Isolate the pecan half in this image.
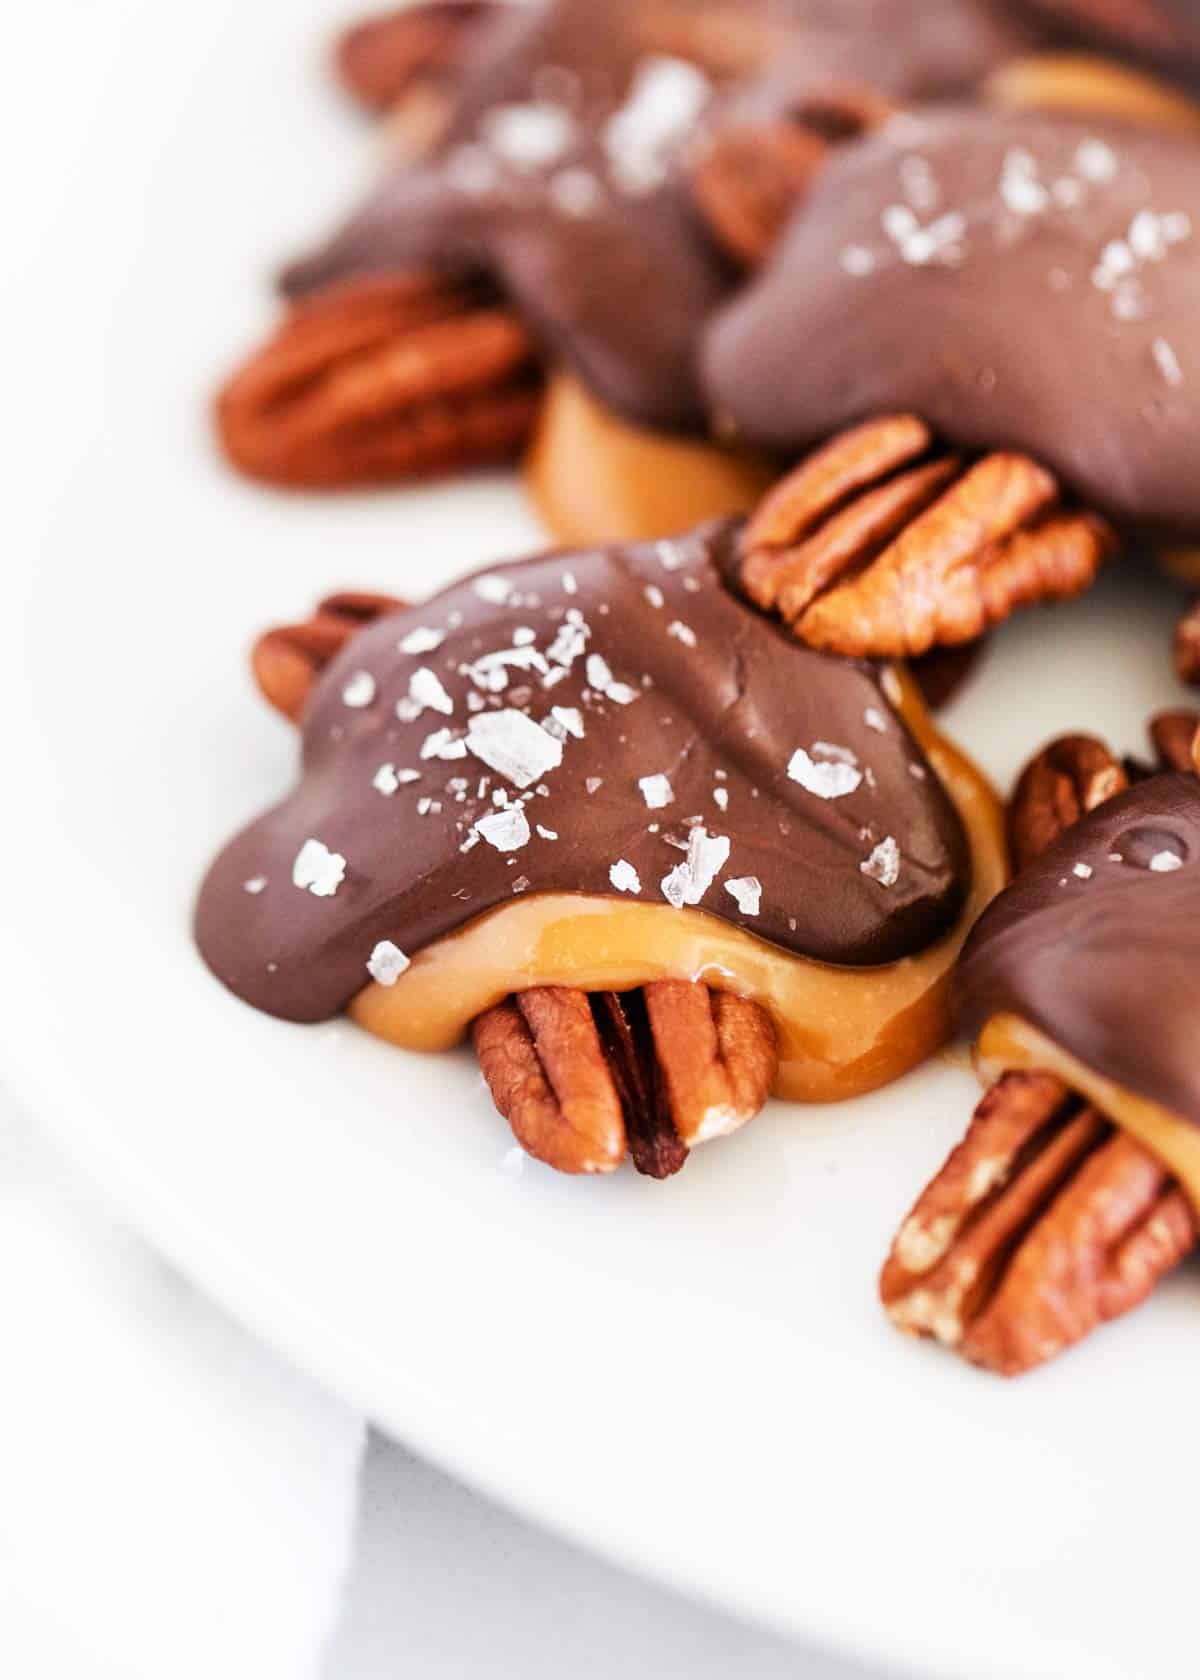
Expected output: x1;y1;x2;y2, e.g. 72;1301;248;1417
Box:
472;982;777;1177
1148;707;1200;776
881;1070;1197;1375
249;597;779;1176
739;416;1117;660
1175;598;1200;686
689;87;891;268
885;714;1199;1374
1007;733;1128;872
336;2;499;113
216;273;542;490
253;592;403;721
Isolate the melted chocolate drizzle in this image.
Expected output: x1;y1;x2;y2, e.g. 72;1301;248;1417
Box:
196;523;969;1023
705;108;1200;535
281;0;1035;431
956;775;1200;1125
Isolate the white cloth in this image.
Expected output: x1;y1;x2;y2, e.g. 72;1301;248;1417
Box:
0;1083;883;1680
0;1085;365;1680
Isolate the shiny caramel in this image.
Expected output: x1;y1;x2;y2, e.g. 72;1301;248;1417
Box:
523;373;776;547
977;1014;1200;1216
351;670;1007;1103
987;52;1200;133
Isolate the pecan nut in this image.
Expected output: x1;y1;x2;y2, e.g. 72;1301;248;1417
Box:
886;717;1199;1375
881;1070;1197;1375
1147;707;1200;776
1175;597;1200;686
1007;733;1128;872
738;415;1116;660
473;982;777;1177
216;273;542;489
688;86;891;269
335;1;498;113
253;592;403;721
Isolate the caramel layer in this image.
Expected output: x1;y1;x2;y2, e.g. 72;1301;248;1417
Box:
987;52;1200;133
351;671;1007;1103
524;373;776;547
977;1014;1200;1217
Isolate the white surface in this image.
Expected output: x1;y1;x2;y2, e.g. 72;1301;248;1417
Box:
5;3;1200;1679
0;1078;875;1680
327;1434;888;1680
0;1086;364;1680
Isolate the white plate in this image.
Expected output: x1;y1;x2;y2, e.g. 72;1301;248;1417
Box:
6;5;1200;1677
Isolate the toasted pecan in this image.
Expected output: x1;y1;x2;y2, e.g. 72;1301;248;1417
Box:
216;273;542;490
689;86;892;268
336;1;498;113
474;982;776;1177
253;592;403;721
886;716;1199;1375
739;416;1116;660
1007;734;1128;872
1148;708;1200;776
881;1071;1197;1375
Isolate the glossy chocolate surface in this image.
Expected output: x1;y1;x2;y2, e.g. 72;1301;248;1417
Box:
705;108;1200;534
282;0;1033;431
957;774;1200;1123
1014;0;1200;77
196;523;969;1022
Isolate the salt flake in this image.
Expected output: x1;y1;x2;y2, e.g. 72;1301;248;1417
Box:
788;747;863;800
292;839;346;898
367;941;410;986
467;709;563;788
609;860;641;894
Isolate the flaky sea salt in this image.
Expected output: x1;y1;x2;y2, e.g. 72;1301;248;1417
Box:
473;574;513;605
242;876;267;895
609;859;641;894
481;101;575;170
366;941;410;986
474;806;532;852
420;728;468;761
724;876;761;916
638;773;674;810
860;837;901;888
788;747;863;800
1152;337;1184;388
467;709;564;788
342;670;376;709
400;626;445;655
660;826;730;908
292;838;346;898
405;667;454;717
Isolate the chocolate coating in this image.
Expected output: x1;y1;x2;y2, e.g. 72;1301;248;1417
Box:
705;108;1200;535
1013;0;1200;79
196;523;969;1023
956;775;1200;1124
282;0;1033;431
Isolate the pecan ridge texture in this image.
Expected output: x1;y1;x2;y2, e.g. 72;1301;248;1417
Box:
883;711;1200;1375
739;414;1117;660
216;273;542;490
